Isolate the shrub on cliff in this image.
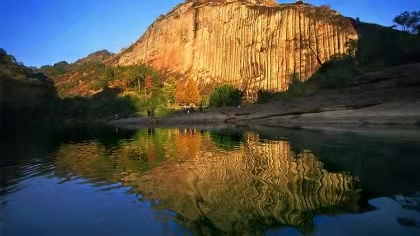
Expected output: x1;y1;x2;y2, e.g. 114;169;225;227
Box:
208;84;243;108
257;90;276;104
266;55;356;102
358;21;420;67
309;54;357;89
276;74;318;99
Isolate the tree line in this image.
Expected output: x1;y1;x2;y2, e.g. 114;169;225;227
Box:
393;10;420;35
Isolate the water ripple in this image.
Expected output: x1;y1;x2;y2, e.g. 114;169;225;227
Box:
2;127;420;235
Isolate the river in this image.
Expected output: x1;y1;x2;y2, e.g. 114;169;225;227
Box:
1;125;420;236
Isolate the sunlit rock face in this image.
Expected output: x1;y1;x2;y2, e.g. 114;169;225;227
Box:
113;1;357;92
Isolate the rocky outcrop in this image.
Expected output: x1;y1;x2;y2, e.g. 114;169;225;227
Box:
112;0;357;92
74;49;113;66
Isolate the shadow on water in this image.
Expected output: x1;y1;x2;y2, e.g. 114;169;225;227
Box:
0;124;136;200
1;125;420;235
208;129;244;151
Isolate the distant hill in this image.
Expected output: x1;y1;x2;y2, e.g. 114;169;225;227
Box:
0;48;142;125
0;48;59;126
74;50;114;66
38;50;114;78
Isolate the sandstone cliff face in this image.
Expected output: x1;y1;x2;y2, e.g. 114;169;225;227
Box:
113;1;357;92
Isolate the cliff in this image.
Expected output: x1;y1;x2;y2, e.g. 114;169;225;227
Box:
111;0;358;93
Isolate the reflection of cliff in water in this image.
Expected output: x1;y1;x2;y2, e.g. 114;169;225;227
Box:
247;126;420;197
121;131;360;235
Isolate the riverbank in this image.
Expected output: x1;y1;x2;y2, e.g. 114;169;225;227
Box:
109;63;420;129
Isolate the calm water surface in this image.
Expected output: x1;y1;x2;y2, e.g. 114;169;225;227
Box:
1;125;420;236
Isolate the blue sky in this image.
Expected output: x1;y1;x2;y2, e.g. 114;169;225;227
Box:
0;0;417;67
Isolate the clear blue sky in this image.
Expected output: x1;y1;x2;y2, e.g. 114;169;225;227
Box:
0;0;417;67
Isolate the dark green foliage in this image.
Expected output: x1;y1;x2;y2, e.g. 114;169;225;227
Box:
0;49;58;103
358;22;420;67
51;60;172;118
62;87;137;119
257;90;276;104
0;48;32;77
198;96;208;109
209;129;244;151
74;50;113;65
39;61;70;77
145;89;168;116
290;55;356;93
0;73;60;126
0;48;166;125
277;74;318;99
259;19;420;103
310;54;357;89
259;55;357;103
38;50;113;78
393;11;420;33
304;13;420;68
318;54;356;73
208;84;243;108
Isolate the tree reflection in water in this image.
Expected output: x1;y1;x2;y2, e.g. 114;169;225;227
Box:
54;128;361;235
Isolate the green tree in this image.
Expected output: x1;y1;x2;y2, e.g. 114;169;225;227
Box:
208;84;243;108
393;11;420;33
0;48;17;66
146;89;167;117
161;81;176;106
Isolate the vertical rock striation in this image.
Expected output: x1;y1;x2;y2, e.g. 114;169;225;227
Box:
113;1;358;92
127;131;359;234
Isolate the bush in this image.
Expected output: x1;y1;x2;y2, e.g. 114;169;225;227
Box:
0;66;13;79
198;96;209;109
257;90;276;104
274;76;318;100
309;54;357;89
208;84;243;108
318;54;355;73
287;77;318;96
271;55;357;101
